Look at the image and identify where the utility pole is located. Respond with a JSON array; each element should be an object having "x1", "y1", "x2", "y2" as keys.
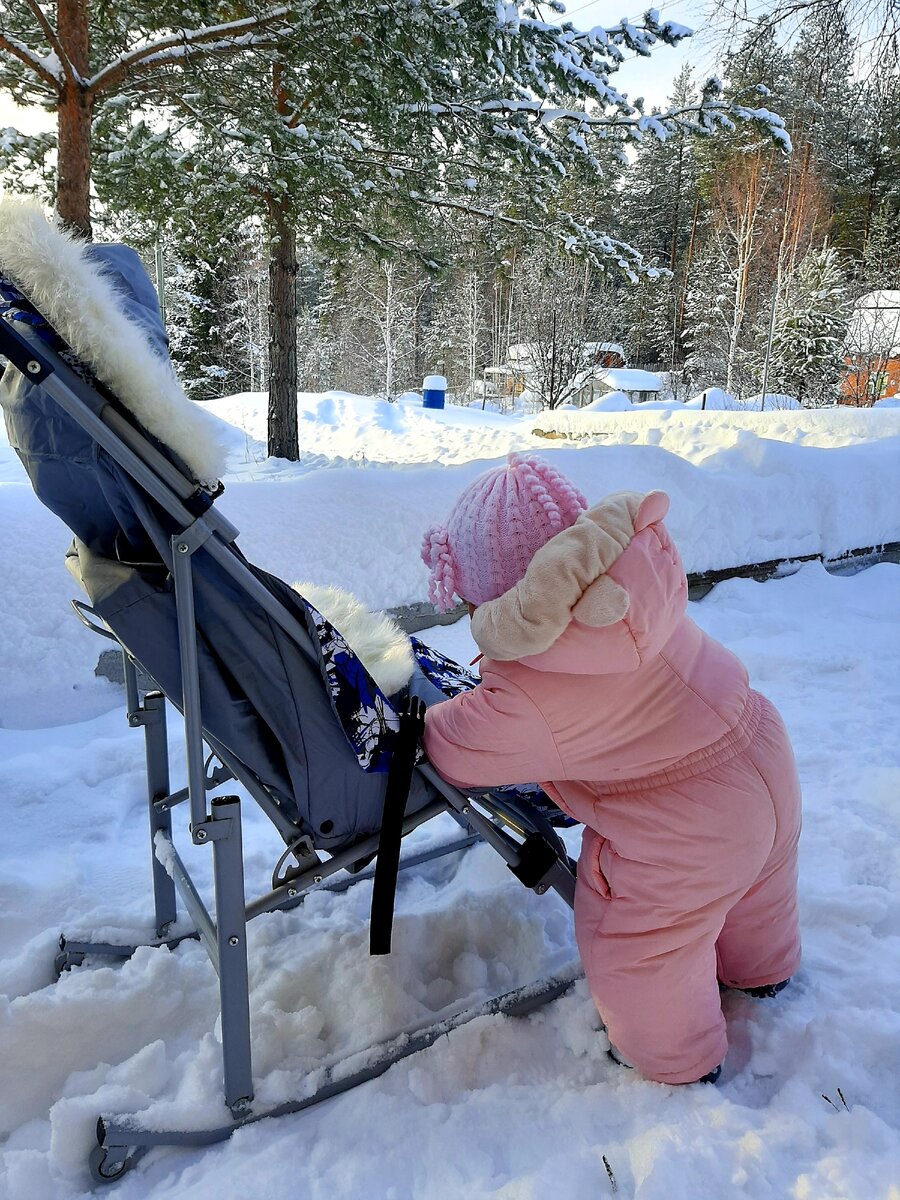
[{"x1": 759, "y1": 278, "x2": 779, "y2": 411}]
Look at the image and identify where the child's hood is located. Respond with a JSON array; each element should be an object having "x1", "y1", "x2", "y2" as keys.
[{"x1": 469, "y1": 489, "x2": 688, "y2": 675}]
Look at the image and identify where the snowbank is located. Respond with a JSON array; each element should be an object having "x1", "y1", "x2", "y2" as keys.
[
  {"x1": 578, "y1": 389, "x2": 633, "y2": 412},
  {"x1": 597, "y1": 367, "x2": 661, "y2": 392},
  {"x1": 2, "y1": 392, "x2": 899, "y2": 725},
  {"x1": 574, "y1": 390, "x2": 801, "y2": 414}
]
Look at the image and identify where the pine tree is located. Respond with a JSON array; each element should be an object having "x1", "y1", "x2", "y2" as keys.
[
  {"x1": 769, "y1": 246, "x2": 851, "y2": 406},
  {"x1": 830, "y1": 38, "x2": 900, "y2": 255},
  {"x1": 862, "y1": 203, "x2": 900, "y2": 291},
  {"x1": 165, "y1": 230, "x2": 257, "y2": 402},
  {"x1": 0, "y1": 2, "x2": 294, "y2": 236},
  {"x1": 682, "y1": 240, "x2": 735, "y2": 392},
  {"x1": 619, "y1": 66, "x2": 703, "y2": 370}
]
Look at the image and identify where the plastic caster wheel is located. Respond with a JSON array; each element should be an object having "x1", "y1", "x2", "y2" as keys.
[{"x1": 89, "y1": 1145, "x2": 132, "y2": 1184}]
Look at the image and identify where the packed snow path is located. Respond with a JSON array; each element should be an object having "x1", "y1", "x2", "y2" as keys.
[{"x1": 0, "y1": 563, "x2": 898, "y2": 1198}]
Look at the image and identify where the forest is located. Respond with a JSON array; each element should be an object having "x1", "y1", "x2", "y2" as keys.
[
  {"x1": 2, "y1": 1, "x2": 899, "y2": 454},
  {"x1": 161, "y1": 15, "x2": 900, "y2": 418}
]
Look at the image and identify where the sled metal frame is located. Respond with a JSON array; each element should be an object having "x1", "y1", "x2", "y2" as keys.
[{"x1": 0, "y1": 311, "x2": 577, "y2": 1184}]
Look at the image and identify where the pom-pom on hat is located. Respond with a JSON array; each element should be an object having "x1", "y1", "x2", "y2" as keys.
[{"x1": 421, "y1": 452, "x2": 588, "y2": 611}]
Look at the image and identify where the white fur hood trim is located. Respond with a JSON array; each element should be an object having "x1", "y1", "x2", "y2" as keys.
[
  {"x1": 470, "y1": 490, "x2": 670, "y2": 662},
  {"x1": 0, "y1": 196, "x2": 227, "y2": 485},
  {"x1": 294, "y1": 582, "x2": 415, "y2": 696}
]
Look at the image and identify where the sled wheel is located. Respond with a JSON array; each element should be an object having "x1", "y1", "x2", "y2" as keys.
[{"x1": 89, "y1": 1145, "x2": 133, "y2": 1185}]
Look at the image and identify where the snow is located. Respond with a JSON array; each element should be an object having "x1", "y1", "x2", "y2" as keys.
[
  {"x1": 422, "y1": 374, "x2": 447, "y2": 390},
  {"x1": 576, "y1": 389, "x2": 800, "y2": 414},
  {"x1": 507, "y1": 342, "x2": 540, "y2": 363},
  {"x1": 597, "y1": 367, "x2": 662, "y2": 392},
  {"x1": 1, "y1": 547, "x2": 898, "y2": 1193},
  {"x1": 1, "y1": 385, "x2": 899, "y2": 1192},
  {"x1": 579, "y1": 388, "x2": 634, "y2": 411},
  {"x1": 845, "y1": 292, "x2": 900, "y2": 356}
]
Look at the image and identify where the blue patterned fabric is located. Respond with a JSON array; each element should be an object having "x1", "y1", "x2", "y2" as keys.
[
  {"x1": 0, "y1": 273, "x2": 97, "y2": 384},
  {"x1": 304, "y1": 602, "x2": 401, "y2": 773},
  {"x1": 409, "y1": 637, "x2": 480, "y2": 696}
]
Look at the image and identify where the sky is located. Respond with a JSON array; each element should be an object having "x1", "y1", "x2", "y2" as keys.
[
  {"x1": 0, "y1": 2, "x2": 721, "y2": 143},
  {"x1": 0, "y1": 95, "x2": 53, "y2": 135},
  {"x1": 552, "y1": 0, "x2": 720, "y2": 104}
]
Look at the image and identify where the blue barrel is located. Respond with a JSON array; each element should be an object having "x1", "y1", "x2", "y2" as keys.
[{"x1": 422, "y1": 374, "x2": 447, "y2": 410}]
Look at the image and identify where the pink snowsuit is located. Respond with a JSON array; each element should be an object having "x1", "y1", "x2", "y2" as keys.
[{"x1": 424, "y1": 490, "x2": 802, "y2": 1084}]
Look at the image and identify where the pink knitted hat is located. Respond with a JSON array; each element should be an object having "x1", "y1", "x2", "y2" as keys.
[{"x1": 421, "y1": 452, "x2": 588, "y2": 611}]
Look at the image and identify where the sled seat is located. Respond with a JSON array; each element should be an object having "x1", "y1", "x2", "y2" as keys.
[{"x1": 0, "y1": 198, "x2": 577, "y2": 1185}]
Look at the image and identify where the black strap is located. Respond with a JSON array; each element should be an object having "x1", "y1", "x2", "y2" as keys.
[{"x1": 369, "y1": 698, "x2": 426, "y2": 955}]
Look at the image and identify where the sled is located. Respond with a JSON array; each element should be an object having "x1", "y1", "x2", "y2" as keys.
[{"x1": 0, "y1": 200, "x2": 577, "y2": 1184}]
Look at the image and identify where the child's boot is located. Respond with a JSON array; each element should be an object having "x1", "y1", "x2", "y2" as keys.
[
  {"x1": 737, "y1": 978, "x2": 791, "y2": 999},
  {"x1": 607, "y1": 1044, "x2": 722, "y2": 1084}
]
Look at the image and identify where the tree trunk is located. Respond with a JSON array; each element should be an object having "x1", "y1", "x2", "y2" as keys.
[
  {"x1": 56, "y1": 0, "x2": 92, "y2": 237},
  {"x1": 267, "y1": 199, "x2": 299, "y2": 460},
  {"x1": 382, "y1": 261, "x2": 395, "y2": 399}
]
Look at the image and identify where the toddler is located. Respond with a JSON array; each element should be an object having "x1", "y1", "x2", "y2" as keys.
[{"x1": 421, "y1": 452, "x2": 801, "y2": 1085}]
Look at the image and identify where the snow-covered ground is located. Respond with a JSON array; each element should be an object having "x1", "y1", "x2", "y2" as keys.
[
  {"x1": 3, "y1": 392, "x2": 898, "y2": 729},
  {"x1": 1, "y1": 391, "x2": 899, "y2": 1196}
]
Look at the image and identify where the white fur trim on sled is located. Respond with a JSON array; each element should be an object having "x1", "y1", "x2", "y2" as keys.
[
  {"x1": 293, "y1": 582, "x2": 415, "y2": 697},
  {"x1": 0, "y1": 196, "x2": 227, "y2": 484}
]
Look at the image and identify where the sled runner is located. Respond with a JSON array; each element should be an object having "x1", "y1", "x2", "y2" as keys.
[{"x1": 0, "y1": 199, "x2": 577, "y2": 1184}]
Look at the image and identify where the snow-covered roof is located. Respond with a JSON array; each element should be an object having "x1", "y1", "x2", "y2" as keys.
[
  {"x1": 506, "y1": 342, "x2": 626, "y2": 367},
  {"x1": 598, "y1": 367, "x2": 661, "y2": 392},
  {"x1": 846, "y1": 291, "x2": 900, "y2": 355}
]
